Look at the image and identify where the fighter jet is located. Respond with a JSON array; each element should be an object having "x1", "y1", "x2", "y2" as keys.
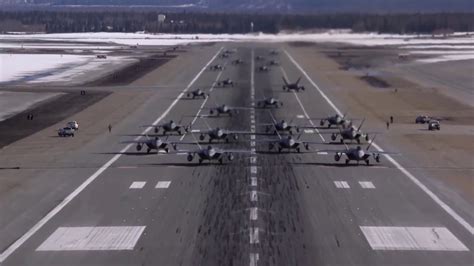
[
  {"x1": 209, "y1": 64, "x2": 225, "y2": 71},
  {"x1": 207, "y1": 104, "x2": 249, "y2": 116},
  {"x1": 191, "y1": 127, "x2": 252, "y2": 143},
  {"x1": 330, "y1": 119, "x2": 371, "y2": 144},
  {"x1": 256, "y1": 97, "x2": 283, "y2": 108},
  {"x1": 258, "y1": 131, "x2": 319, "y2": 153},
  {"x1": 259, "y1": 112, "x2": 299, "y2": 134},
  {"x1": 319, "y1": 136, "x2": 397, "y2": 165},
  {"x1": 175, "y1": 145, "x2": 250, "y2": 164},
  {"x1": 122, "y1": 136, "x2": 175, "y2": 154},
  {"x1": 142, "y1": 120, "x2": 189, "y2": 135},
  {"x1": 258, "y1": 65, "x2": 270, "y2": 72},
  {"x1": 187, "y1": 88, "x2": 208, "y2": 99},
  {"x1": 269, "y1": 50, "x2": 279, "y2": 55},
  {"x1": 216, "y1": 78, "x2": 235, "y2": 87},
  {"x1": 269, "y1": 60, "x2": 279, "y2": 66},
  {"x1": 282, "y1": 77, "x2": 305, "y2": 92},
  {"x1": 256, "y1": 55, "x2": 265, "y2": 61},
  {"x1": 318, "y1": 113, "x2": 351, "y2": 128},
  {"x1": 232, "y1": 59, "x2": 244, "y2": 65}
]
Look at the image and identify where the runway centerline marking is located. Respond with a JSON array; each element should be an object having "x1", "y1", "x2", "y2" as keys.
[
  {"x1": 0, "y1": 46, "x2": 225, "y2": 263},
  {"x1": 284, "y1": 49, "x2": 474, "y2": 235},
  {"x1": 129, "y1": 181, "x2": 146, "y2": 189}
]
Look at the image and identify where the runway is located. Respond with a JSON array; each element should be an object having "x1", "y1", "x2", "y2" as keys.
[{"x1": 0, "y1": 44, "x2": 472, "y2": 266}]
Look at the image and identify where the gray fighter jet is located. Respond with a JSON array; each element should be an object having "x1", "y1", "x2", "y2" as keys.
[
  {"x1": 142, "y1": 120, "x2": 189, "y2": 135},
  {"x1": 259, "y1": 112, "x2": 300, "y2": 134},
  {"x1": 256, "y1": 97, "x2": 283, "y2": 108},
  {"x1": 210, "y1": 64, "x2": 225, "y2": 71},
  {"x1": 320, "y1": 136, "x2": 397, "y2": 165},
  {"x1": 187, "y1": 88, "x2": 208, "y2": 99},
  {"x1": 216, "y1": 78, "x2": 235, "y2": 87},
  {"x1": 258, "y1": 65, "x2": 270, "y2": 72},
  {"x1": 282, "y1": 77, "x2": 305, "y2": 92},
  {"x1": 191, "y1": 121, "x2": 252, "y2": 142},
  {"x1": 232, "y1": 59, "x2": 244, "y2": 65},
  {"x1": 122, "y1": 136, "x2": 175, "y2": 154},
  {"x1": 258, "y1": 130, "x2": 319, "y2": 153},
  {"x1": 207, "y1": 104, "x2": 249, "y2": 116},
  {"x1": 175, "y1": 145, "x2": 251, "y2": 164},
  {"x1": 318, "y1": 113, "x2": 351, "y2": 128},
  {"x1": 330, "y1": 119, "x2": 371, "y2": 144}
]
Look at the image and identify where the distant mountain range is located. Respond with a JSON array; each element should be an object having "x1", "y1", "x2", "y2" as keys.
[{"x1": 1, "y1": 0, "x2": 473, "y2": 12}]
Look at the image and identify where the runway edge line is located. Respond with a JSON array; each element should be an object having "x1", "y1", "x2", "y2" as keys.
[
  {"x1": 0, "y1": 46, "x2": 224, "y2": 263},
  {"x1": 283, "y1": 49, "x2": 474, "y2": 235}
]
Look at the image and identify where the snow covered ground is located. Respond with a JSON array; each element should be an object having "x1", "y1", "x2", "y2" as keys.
[
  {"x1": 0, "y1": 91, "x2": 63, "y2": 121},
  {"x1": 0, "y1": 53, "x2": 134, "y2": 83},
  {"x1": 1, "y1": 31, "x2": 473, "y2": 47},
  {"x1": 0, "y1": 31, "x2": 473, "y2": 84}
]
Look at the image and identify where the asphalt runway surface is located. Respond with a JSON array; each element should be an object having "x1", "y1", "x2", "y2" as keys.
[{"x1": 0, "y1": 44, "x2": 472, "y2": 266}]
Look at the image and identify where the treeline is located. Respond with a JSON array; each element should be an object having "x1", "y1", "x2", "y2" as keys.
[{"x1": 0, "y1": 11, "x2": 473, "y2": 34}]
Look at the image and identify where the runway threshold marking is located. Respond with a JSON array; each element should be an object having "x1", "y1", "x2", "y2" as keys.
[
  {"x1": 155, "y1": 181, "x2": 171, "y2": 189},
  {"x1": 0, "y1": 47, "x2": 225, "y2": 262},
  {"x1": 359, "y1": 181, "x2": 376, "y2": 189},
  {"x1": 129, "y1": 181, "x2": 147, "y2": 189},
  {"x1": 36, "y1": 226, "x2": 146, "y2": 251},
  {"x1": 283, "y1": 49, "x2": 474, "y2": 235},
  {"x1": 334, "y1": 181, "x2": 350, "y2": 189},
  {"x1": 360, "y1": 226, "x2": 468, "y2": 251}
]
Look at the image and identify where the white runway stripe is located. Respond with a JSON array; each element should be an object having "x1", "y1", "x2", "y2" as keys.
[
  {"x1": 36, "y1": 226, "x2": 145, "y2": 251},
  {"x1": 155, "y1": 181, "x2": 171, "y2": 189},
  {"x1": 250, "y1": 191, "x2": 258, "y2": 202},
  {"x1": 249, "y1": 253, "x2": 259, "y2": 266},
  {"x1": 360, "y1": 226, "x2": 469, "y2": 251},
  {"x1": 334, "y1": 181, "x2": 350, "y2": 189},
  {"x1": 359, "y1": 181, "x2": 375, "y2": 189},
  {"x1": 251, "y1": 177, "x2": 258, "y2": 186},
  {"x1": 284, "y1": 49, "x2": 473, "y2": 235},
  {"x1": 0, "y1": 47, "x2": 225, "y2": 263},
  {"x1": 250, "y1": 207, "x2": 258, "y2": 221},
  {"x1": 249, "y1": 228, "x2": 259, "y2": 244},
  {"x1": 129, "y1": 181, "x2": 146, "y2": 189}
]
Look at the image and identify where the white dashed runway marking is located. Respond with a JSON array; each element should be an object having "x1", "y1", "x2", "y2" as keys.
[
  {"x1": 250, "y1": 166, "x2": 258, "y2": 174},
  {"x1": 249, "y1": 228, "x2": 260, "y2": 244},
  {"x1": 36, "y1": 226, "x2": 145, "y2": 251},
  {"x1": 249, "y1": 253, "x2": 259, "y2": 266},
  {"x1": 334, "y1": 181, "x2": 350, "y2": 189},
  {"x1": 359, "y1": 181, "x2": 376, "y2": 189},
  {"x1": 155, "y1": 181, "x2": 171, "y2": 189},
  {"x1": 250, "y1": 177, "x2": 258, "y2": 186},
  {"x1": 129, "y1": 181, "x2": 146, "y2": 189},
  {"x1": 250, "y1": 191, "x2": 258, "y2": 202},
  {"x1": 360, "y1": 226, "x2": 469, "y2": 251},
  {"x1": 250, "y1": 207, "x2": 258, "y2": 221}
]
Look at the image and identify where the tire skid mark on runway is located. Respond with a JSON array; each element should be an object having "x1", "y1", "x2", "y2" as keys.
[
  {"x1": 283, "y1": 49, "x2": 474, "y2": 235},
  {"x1": 248, "y1": 48, "x2": 260, "y2": 266},
  {"x1": 0, "y1": 46, "x2": 225, "y2": 263}
]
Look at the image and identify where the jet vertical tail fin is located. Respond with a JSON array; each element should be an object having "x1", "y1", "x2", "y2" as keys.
[{"x1": 295, "y1": 76, "x2": 302, "y2": 85}]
